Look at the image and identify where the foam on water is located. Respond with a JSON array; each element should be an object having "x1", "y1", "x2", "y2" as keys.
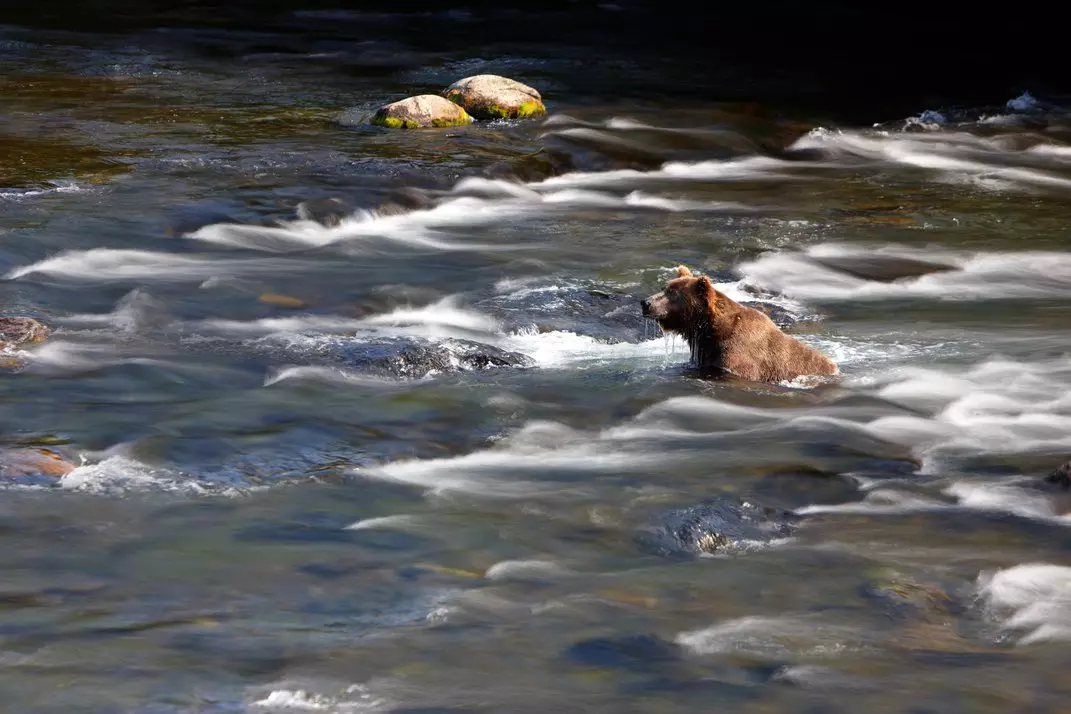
[
  {"x1": 264, "y1": 366, "x2": 413, "y2": 389},
  {"x1": 6, "y1": 249, "x2": 309, "y2": 283},
  {"x1": 359, "y1": 439, "x2": 643, "y2": 498},
  {"x1": 0, "y1": 181, "x2": 90, "y2": 200},
  {"x1": 532, "y1": 155, "x2": 808, "y2": 191},
  {"x1": 499, "y1": 327, "x2": 684, "y2": 370},
  {"x1": 977, "y1": 564, "x2": 1071, "y2": 645},
  {"x1": 359, "y1": 342, "x2": 1071, "y2": 501},
  {"x1": 484, "y1": 559, "x2": 568, "y2": 581},
  {"x1": 187, "y1": 201, "x2": 512, "y2": 253},
  {"x1": 187, "y1": 182, "x2": 748, "y2": 255},
  {"x1": 193, "y1": 289, "x2": 688, "y2": 372},
  {"x1": 198, "y1": 297, "x2": 501, "y2": 344},
  {"x1": 796, "y1": 478, "x2": 1071, "y2": 524},
  {"x1": 676, "y1": 615, "x2": 855, "y2": 658},
  {"x1": 859, "y1": 357, "x2": 1071, "y2": 472},
  {"x1": 59, "y1": 455, "x2": 209, "y2": 495},
  {"x1": 18, "y1": 341, "x2": 176, "y2": 376},
  {"x1": 792, "y1": 128, "x2": 1071, "y2": 191},
  {"x1": 343, "y1": 514, "x2": 420, "y2": 531},
  {"x1": 357, "y1": 395, "x2": 890, "y2": 499},
  {"x1": 251, "y1": 683, "x2": 389, "y2": 712},
  {"x1": 54, "y1": 289, "x2": 167, "y2": 334},
  {"x1": 738, "y1": 242, "x2": 1071, "y2": 301}
]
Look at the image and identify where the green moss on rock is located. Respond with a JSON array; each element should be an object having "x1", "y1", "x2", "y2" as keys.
[
  {"x1": 430, "y1": 114, "x2": 473, "y2": 128},
  {"x1": 481, "y1": 99, "x2": 546, "y2": 120},
  {"x1": 371, "y1": 115, "x2": 420, "y2": 129},
  {"x1": 369, "y1": 95, "x2": 472, "y2": 129},
  {"x1": 441, "y1": 75, "x2": 546, "y2": 121}
]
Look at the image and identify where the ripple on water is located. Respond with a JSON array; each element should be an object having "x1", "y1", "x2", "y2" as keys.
[{"x1": 737, "y1": 242, "x2": 1071, "y2": 302}]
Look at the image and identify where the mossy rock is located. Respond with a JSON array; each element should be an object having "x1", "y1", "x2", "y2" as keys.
[
  {"x1": 861, "y1": 568, "x2": 961, "y2": 619},
  {"x1": 370, "y1": 95, "x2": 472, "y2": 129},
  {"x1": 442, "y1": 74, "x2": 546, "y2": 121},
  {"x1": 0, "y1": 317, "x2": 52, "y2": 348}
]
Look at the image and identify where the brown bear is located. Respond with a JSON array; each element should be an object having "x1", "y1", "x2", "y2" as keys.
[{"x1": 640, "y1": 265, "x2": 838, "y2": 383}]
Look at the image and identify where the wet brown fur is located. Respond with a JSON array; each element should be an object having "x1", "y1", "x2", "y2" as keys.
[{"x1": 642, "y1": 265, "x2": 838, "y2": 383}]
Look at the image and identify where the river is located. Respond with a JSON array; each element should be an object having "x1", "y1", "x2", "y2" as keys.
[{"x1": 3, "y1": 7, "x2": 1071, "y2": 713}]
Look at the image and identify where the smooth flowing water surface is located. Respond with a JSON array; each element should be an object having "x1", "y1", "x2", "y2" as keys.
[{"x1": 3, "y1": 10, "x2": 1071, "y2": 713}]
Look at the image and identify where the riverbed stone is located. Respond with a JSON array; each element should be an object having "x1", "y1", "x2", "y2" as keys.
[
  {"x1": 635, "y1": 494, "x2": 801, "y2": 560},
  {"x1": 0, "y1": 447, "x2": 77, "y2": 480},
  {"x1": 370, "y1": 95, "x2": 473, "y2": 129},
  {"x1": 1045, "y1": 460, "x2": 1071, "y2": 489},
  {"x1": 0, "y1": 317, "x2": 52, "y2": 348},
  {"x1": 442, "y1": 75, "x2": 546, "y2": 120}
]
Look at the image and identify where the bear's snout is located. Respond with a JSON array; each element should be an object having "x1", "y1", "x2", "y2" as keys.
[{"x1": 641, "y1": 293, "x2": 666, "y2": 319}]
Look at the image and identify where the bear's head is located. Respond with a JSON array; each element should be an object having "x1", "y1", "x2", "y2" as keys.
[{"x1": 640, "y1": 265, "x2": 717, "y2": 334}]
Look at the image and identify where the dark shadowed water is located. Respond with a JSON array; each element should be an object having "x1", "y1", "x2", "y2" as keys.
[{"x1": 3, "y1": 9, "x2": 1071, "y2": 714}]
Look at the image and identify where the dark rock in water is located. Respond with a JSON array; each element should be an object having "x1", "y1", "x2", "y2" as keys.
[
  {"x1": 1044, "y1": 461, "x2": 1071, "y2": 490},
  {"x1": 564, "y1": 634, "x2": 681, "y2": 672},
  {"x1": 368, "y1": 339, "x2": 534, "y2": 377},
  {"x1": 0, "y1": 316, "x2": 51, "y2": 347},
  {"x1": 636, "y1": 494, "x2": 801, "y2": 560},
  {"x1": 183, "y1": 334, "x2": 533, "y2": 380}
]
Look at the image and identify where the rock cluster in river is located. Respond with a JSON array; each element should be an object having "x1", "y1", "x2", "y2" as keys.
[{"x1": 370, "y1": 74, "x2": 545, "y2": 129}]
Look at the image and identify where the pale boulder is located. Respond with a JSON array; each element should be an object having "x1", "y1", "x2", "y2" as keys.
[
  {"x1": 443, "y1": 75, "x2": 545, "y2": 120},
  {"x1": 370, "y1": 94, "x2": 473, "y2": 129}
]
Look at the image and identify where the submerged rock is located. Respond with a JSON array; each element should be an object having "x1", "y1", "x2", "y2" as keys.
[
  {"x1": 1045, "y1": 460, "x2": 1071, "y2": 489},
  {"x1": 0, "y1": 317, "x2": 52, "y2": 348},
  {"x1": 185, "y1": 334, "x2": 533, "y2": 380},
  {"x1": 0, "y1": 447, "x2": 76, "y2": 482},
  {"x1": 370, "y1": 95, "x2": 473, "y2": 129},
  {"x1": 636, "y1": 494, "x2": 801, "y2": 560},
  {"x1": 564, "y1": 634, "x2": 681, "y2": 672},
  {"x1": 860, "y1": 567, "x2": 963, "y2": 620},
  {"x1": 442, "y1": 75, "x2": 546, "y2": 120},
  {"x1": 367, "y1": 339, "x2": 534, "y2": 377}
]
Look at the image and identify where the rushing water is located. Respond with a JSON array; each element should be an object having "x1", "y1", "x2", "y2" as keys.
[{"x1": 3, "y1": 10, "x2": 1071, "y2": 714}]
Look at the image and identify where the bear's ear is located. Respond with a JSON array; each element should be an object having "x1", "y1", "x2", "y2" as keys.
[
  {"x1": 695, "y1": 275, "x2": 714, "y2": 295},
  {"x1": 676, "y1": 265, "x2": 693, "y2": 278}
]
